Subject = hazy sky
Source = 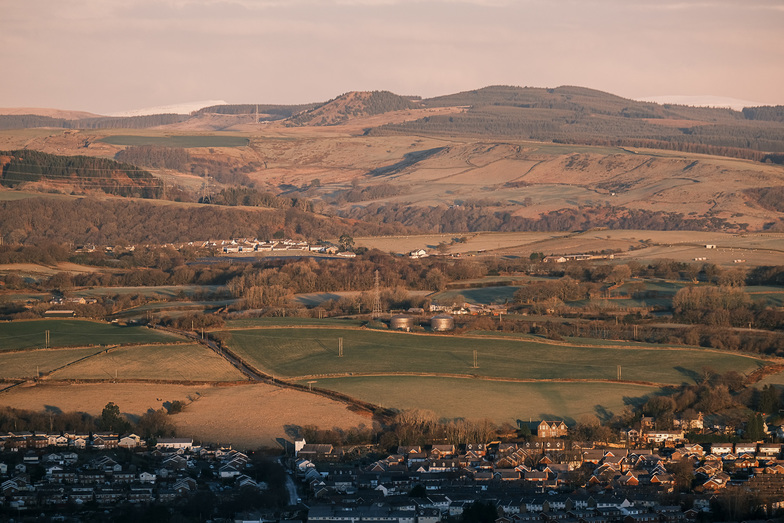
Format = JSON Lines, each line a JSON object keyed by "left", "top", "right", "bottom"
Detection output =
{"left": 2, "top": 0, "right": 783, "bottom": 114}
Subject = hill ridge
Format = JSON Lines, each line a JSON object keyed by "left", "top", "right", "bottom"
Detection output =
{"left": 287, "top": 90, "right": 422, "bottom": 126}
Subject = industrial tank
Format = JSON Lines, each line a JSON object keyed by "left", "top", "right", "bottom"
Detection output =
{"left": 389, "top": 314, "right": 415, "bottom": 331}
{"left": 430, "top": 314, "right": 455, "bottom": 331}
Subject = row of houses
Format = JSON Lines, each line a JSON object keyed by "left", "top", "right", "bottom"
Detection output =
{"left": 543, "top": 254, "right": 616, "bottom": 264}
{"left": 306, "top": 496, "right": 697, "bottom": 523}
{"left": 206, "top": 237, "right": 347, "bottom": 255}
{"left": 1, "top": 432, "right": 143, "bottom": 451}
{"left": 1, "top": 445, "right": 262, "bottom": 511}
{"left": 0, "top": 432, "right": 193, "bottom": 452}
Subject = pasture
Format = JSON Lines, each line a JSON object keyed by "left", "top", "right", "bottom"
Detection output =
{"left": 224, "top": 317, "right": 365, "bottom": 329}
{"left": 98, "top": 135, "right": 249, "bottom": 148}
{"left": 76, "top": 285, "right": 225, "bottom": 299}
{"left": 0, "top": 319, "right": 179, "bottom": 351}
{"left": 0, "top": 347, "right": 104, "bottom": 379}
{"left": 224, "top": 327, "right": 767, "bottom": 385}
{"left": 299, "top": 376, "right": 655, "bottom": 424}
{"left": 353, "top": 230, "right": 784, "bottom": 267}
{"left": 50, "top": 343, "right": 245, "bottom": 382}
{"left": 112, "top": 300, "right": 236, "bottom": 319}
{"left": 354, "top": 232, "right": 567, "bottom": 255}
{"left": 430, "top": 286, "right": 520, "bottom": 305}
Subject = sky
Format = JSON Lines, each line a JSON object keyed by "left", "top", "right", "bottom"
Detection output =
{"left": 2, "top": 0, "right": 783, "bottom": 115}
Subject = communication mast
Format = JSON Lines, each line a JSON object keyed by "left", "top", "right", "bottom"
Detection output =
{"left": 371, "top": 270, "right": 382, "bottom": 318}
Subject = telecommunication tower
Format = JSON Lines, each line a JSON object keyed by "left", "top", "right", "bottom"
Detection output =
{"left": 371, "top": 269, "right": 382, "bottom": 318}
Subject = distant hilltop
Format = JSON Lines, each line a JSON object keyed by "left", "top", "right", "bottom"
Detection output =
{"left": 110, "top": 100, "right": 229, "bottom": 117}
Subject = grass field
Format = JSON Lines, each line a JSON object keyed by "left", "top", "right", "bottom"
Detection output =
{"left": 224, "top": 327, "right": 766, "bottom": 385}
{"left": 76, "top": 285, "right": 225, "bottom": 299}
{"left": 352, "top": 230, "right": 784, "bottom": 267}
{"left": 0, "top": 347, "right": 104, "bottom": 379}
{"left": 112, "top": 299, "right": 236, "bottom": 319}
{"left": 50, "top": 343, "right": 245, "bottom": 382}
{"left": 299, "top": 376, "right": 655, "bottom": 424}
{"left": 224, "top": 317, "right": 365, "bottom": 329}
{"left": 746, "top": 287, "right": 784, "bottom": 307}
{"left": 353, "top": 232, "right": 568, "bottom": 255}
{"left": 0, "top": 189, "right": 75, "bottom": 202}
{"left": 0, "top": 319, "right": 179, "bottom": 351}
{"left": 430, "top": 286, "right": 520, "bottom": 305}
{"left": 98, "top": 135, "right": 249, "bottom": 148}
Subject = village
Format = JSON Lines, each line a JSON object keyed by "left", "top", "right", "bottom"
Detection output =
{"left": 2, "top": 416, "right": 784, "bottom": 521}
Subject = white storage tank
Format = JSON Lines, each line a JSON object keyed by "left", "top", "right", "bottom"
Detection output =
{"left": 389, "top": 314, "right": 415, "bottom": 331}
{"left": 430, "top": 314, "right": 455, "bottom": 331}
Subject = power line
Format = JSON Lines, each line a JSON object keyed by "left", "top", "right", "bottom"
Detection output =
{"left": 0, "top": 165, "right": 154, "bottom": 172}
{"left": 1, "top": 170, "right": 160, "bottom": 180}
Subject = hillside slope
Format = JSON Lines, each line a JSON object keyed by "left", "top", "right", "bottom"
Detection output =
{"left": 288, "top": 91, "right": 422, "bottom": 126}
{"left": 369, "top": 85, "right": 784, "bottom": 159}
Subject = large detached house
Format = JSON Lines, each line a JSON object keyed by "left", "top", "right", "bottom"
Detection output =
{"left": 537, "top": 421, "right": 568, "bottom": 438}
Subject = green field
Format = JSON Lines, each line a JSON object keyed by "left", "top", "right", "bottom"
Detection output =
{"left": 746, "top": 286, "right": 784, "bottom": 307}
{"left": 0, "top": 319, "right": 179, "bottom": 351}
{"left": 224, "top": 325, "right": 770, "bottom": 421}
{"left": 99, "top": 135, "right": 249, "bottom": 148}
{"left": 224, "top": 317, "right": 365, "bottom": 329}
{"left": 300, "top": 376, "right": 656, "bottom": 424}
{"left": 224, "top": 327, "right": 766, "bottom": 385}
{"left": 50, "top": 343, "right": 245, "bottom": 381}
{"left": 0, "top": 347, "right": 104, "bottom": 379}
{"left": 0, "top": 189, "right": 74, "bottom": 202}
{"left": 431, "top": 286, "right": 520, "bottom": 305}
{"left": 112, "top": 299, "right": 235, "bottom": 319}
{"left": 75, "top": 285, "right": 225, "bottom": 299}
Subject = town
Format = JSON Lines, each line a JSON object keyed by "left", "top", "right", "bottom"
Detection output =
{"left": 3, "top": 414, "right": 784, "bottom": 521}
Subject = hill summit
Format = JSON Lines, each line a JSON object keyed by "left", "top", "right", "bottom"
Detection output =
{"left": 288, "top": 91, "right": 421, "bottom": 126}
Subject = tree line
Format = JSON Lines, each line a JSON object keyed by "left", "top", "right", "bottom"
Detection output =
{"left": 0, "top": 149, "right": 161, "bottom": 198}
{"left": 0, "top": 197, "right": 407, "bottom": 246}
{"left": 193, "top": 103, "right": 318, "bottom": 120}
{"left": 115, "top": 145, "right": 191, "bottom": 171}
{"left": 0, "top": 114, "right": 186, "bottom": 130}
{"left": 0, "top": 402, "right": 177, "bottom": 442}
{"left": 340, "top": 202, "right": 742, "bottom": 234}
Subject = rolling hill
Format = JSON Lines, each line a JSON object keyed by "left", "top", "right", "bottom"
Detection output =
{"left": 1, "top": 84, "right": 783, "bottom": 236}
{"left": 287, "top": 91, "right": 422, "bottom": 126}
